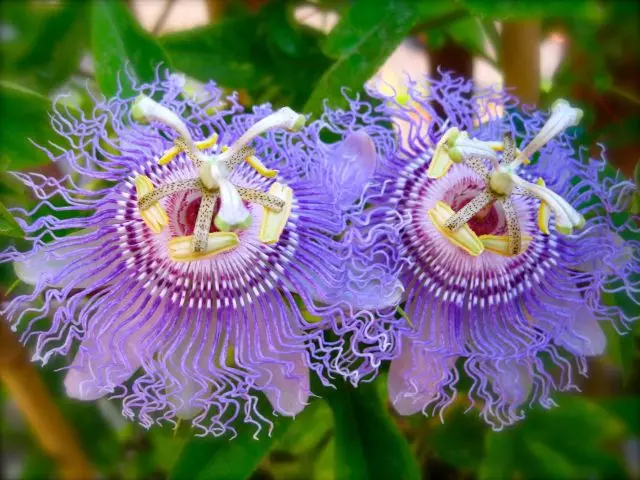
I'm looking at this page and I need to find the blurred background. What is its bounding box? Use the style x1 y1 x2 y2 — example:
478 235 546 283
0 0 638 479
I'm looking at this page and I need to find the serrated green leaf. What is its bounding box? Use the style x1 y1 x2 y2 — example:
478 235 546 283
321 379 420 480
92 0 172 98
0 201 24 238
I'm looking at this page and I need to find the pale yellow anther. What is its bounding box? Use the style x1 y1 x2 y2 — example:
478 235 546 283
479 234 533 257
487 141 506 151
428 201 484 256
158 145 181 165
135 175 168 234
536 178 551 235
246 155 278 178
158 134 219 165
196 133 218 150
259 183 293 244
427 127 459 179
169 232 239 262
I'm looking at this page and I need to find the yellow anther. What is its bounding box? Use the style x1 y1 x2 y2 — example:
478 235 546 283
135 175 168 234
535 177 583 235
196 133 218 150
427 127 459 179
428 201 484 256
259 183 293 244
168 232 239 262
479 234 533 257
487 141 505 151
246 155 278 178
536 178 551 235
158 134 219 165
158 145 181 165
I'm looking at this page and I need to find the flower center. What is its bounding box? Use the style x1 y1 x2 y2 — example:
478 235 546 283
426 99 585 257
167 190 255 238
131 96 304 262
442 180 505 237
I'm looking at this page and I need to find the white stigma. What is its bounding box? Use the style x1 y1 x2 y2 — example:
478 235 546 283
132 95 195 149
216 107 306 165
512 99 583 168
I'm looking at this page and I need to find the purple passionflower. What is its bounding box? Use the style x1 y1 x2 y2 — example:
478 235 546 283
324 73 639 428
0 69 399 435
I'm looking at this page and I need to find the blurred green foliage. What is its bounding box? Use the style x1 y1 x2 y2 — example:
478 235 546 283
0 0 638 479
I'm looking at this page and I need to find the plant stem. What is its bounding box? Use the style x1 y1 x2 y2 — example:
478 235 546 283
205 0 229 22
152 0 177 35
502 20 541 105
0 321 94 480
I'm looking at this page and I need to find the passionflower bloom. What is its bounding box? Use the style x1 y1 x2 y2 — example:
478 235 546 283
0 70 399 435
344 73 638 428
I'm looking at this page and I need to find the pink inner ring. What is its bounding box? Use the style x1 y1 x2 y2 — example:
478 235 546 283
440 178 507 236
165 189 252 238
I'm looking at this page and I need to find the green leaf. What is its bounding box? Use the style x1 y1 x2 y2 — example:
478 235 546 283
161 15 259 90
431 406 487 471
92 0 172 98
524 440 579 479
447 17 486 56
321 379 420 480
631 160 640 215
15 1 89 91
598 397 640 437
38 358 124 473
274 398 333 456
161 3 330 110
0 81 56 169
478 430 517 480
0 201 24 238
267 399 335 479
480 396 628 480
304 0 426 116
170 399 293 480
462 0 604 21
0 2 51 77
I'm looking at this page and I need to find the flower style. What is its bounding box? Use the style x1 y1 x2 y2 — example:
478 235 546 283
358 73 639 428
0 69 399 435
